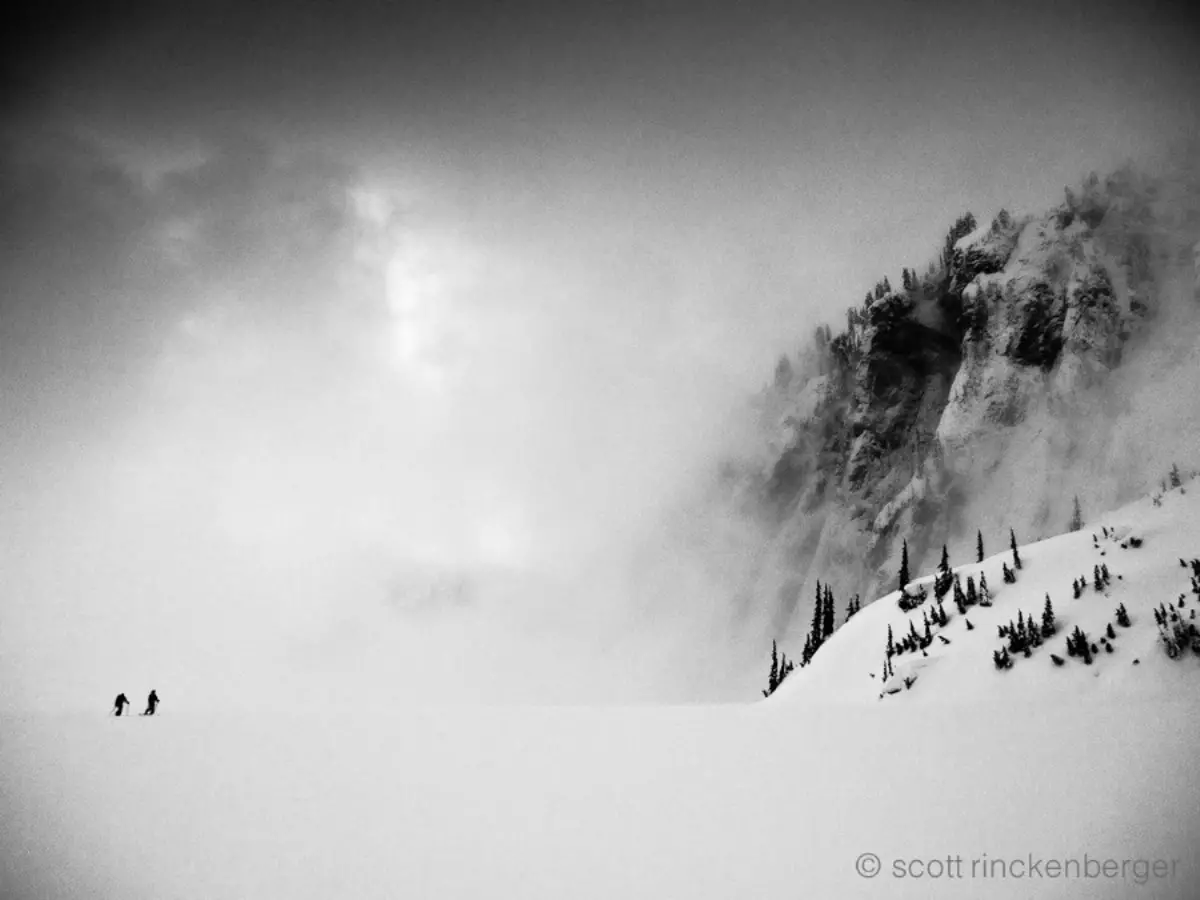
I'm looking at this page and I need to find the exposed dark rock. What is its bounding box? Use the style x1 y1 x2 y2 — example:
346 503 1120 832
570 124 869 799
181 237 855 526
845 298 963 493
1005 281 1066 369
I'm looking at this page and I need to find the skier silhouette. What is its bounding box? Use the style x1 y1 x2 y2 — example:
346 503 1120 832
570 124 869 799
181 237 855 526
142 690 159 716
112 693 130 716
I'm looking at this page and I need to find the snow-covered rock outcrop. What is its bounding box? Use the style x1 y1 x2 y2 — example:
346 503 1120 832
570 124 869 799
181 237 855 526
722 157 1200 638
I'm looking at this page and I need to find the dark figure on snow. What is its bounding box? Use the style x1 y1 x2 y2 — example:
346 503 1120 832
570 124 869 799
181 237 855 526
112 693 130 716
143 690 159 716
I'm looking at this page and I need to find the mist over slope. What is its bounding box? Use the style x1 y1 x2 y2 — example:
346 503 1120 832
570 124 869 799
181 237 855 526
664 147 1200 675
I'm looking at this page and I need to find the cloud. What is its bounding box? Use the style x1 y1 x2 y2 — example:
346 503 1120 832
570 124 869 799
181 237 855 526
2 123 781 710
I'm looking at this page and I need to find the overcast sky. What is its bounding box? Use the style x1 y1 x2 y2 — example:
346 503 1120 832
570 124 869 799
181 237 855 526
2 0 1197 708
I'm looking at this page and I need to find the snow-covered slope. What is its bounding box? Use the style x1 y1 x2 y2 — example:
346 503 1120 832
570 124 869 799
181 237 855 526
2 484 1198 900
776 479 1200 705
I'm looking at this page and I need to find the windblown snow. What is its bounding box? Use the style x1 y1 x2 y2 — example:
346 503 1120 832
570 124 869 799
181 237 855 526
2 483 1199 899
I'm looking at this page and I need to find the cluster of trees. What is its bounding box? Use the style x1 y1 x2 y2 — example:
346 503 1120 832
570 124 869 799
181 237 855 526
845 594 863 620
933 545 954 599
1156 462 1189 504
1065 626 1096 664
883 598 952 682
1059 601 1135 666
899 533 999 609
941 212 978 269
764 581 862 697
1153 560 1200 659
1154 598 1200 659
865 276 893 306
1185 557 1200 598
762 641 797 697
888 598 951 658
1072 564 1111 598
801 581 838 665
897 582 928 612
993 595 1056 669
1000 530 1023 583
951 571 990 614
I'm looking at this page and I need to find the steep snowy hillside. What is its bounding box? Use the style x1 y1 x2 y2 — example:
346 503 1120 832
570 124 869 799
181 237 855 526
774 475 1200 704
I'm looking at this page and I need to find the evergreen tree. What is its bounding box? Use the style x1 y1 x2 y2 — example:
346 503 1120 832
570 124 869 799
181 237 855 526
1170 463 1182 488
1116 603 1131 628
966 575 978 607
808 583 824 656
979 573 991 607
899 540 910 592
1042 594 1056 637
822 585 835 640
1007 618 1023 654
769 640 779 694
1069 495 1083 532
1010 527 1022 569
886 625 895 659
1067 626 1093 663
976 529 984 563
1073 578 1082 600
935 544 953 599
1093 565 1103 591
902 268 913 291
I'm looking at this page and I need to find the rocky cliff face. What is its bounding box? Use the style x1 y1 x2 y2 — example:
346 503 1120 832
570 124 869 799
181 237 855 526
728 157 1200 638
